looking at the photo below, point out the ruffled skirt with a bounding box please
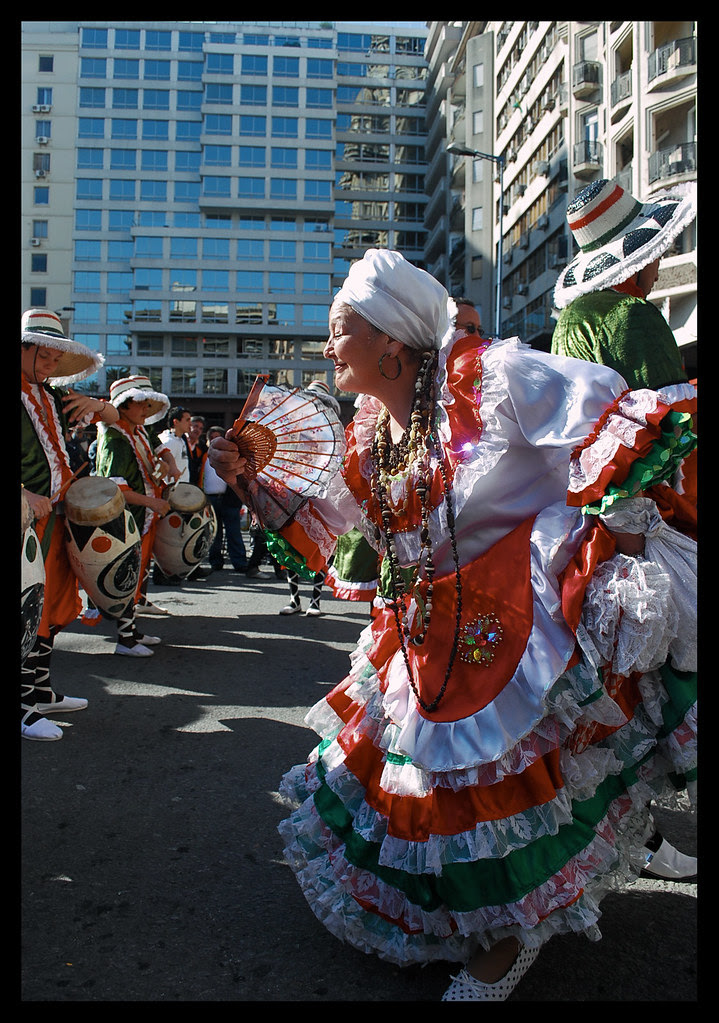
[278,512,696,967]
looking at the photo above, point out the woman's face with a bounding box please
[324,302,386,394]
[120,398,153,428]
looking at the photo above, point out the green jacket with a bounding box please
[551,289,688,391]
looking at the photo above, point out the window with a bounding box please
[77,178,103,200]
[272,116,298,138]
[81,58,107,78]
[142,120,169,140]
[31,253,48,272]
[269,239,296,261]
[271,147,297,169]
[303,273,329,294]
[202,237,230,259]
[37,87,52,105]
[203,176,231,197]
[108,240,133,261]
[107,303,131,324]
[134,268,163,289]
[243,33,269,45]
[473,110,484,135]
[145,30,171,51]
[138,211,167,227]
[106,271,132,292]
[116,29,141,49]
[202,368,228,394]
[177,121,201,140]
[38,55,54,72]
[108,179,135,200]
[237,270,263,291]
[175,181,201,204]
[178,60,203,82]
[205,213,232,229]
[135,237,163,258]
[238,177,265,198]
[177,91,202,111]
[108,210,134,231]
[269,272,295,293]
[114,58,139,79]
[270,179,297,200]
[32,220,48,238]
[78,149,104,169]
[472,206,483,231]
[204,145,232,166]
[74,271,102,292]
[306,118,332,139]
[239,146,266,168]
[240,84,266,106]
[237,238,263,260]
[140,180,166,201]
[111,119,137,138]
[274,56,299,77]
[143,90,170,110]
[144,60,171,80]
[307,58,333,78]
[109,149,135,170]
[75,240,101,261]
[79,117,105,138]
[174,212,201,228]
[270,304,295,326]
[207,113,233,135]
[303,305,329,325]
[30,288,47,306]
[179,32,204,52]
[141,150,168,172]
[169,269,196,292]
[273,86,299,107]
[73,302,101,323]
[207,53,234,75]
[202,270,229,291]
[82,28,108,48]
[112,88,138,109]
[306,149,331,171]
[304,180,331,201]
[306,88,332,109]
[304,241,330,262]
[34,187,49,205]
[473,63,484,88]
[80,87,106,107]
[171,237,198,259]
[206,83,234,105]
[241,54,267,76]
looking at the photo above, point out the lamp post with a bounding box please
[446,142,505,337]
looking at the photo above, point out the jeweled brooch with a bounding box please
[458,612,504,666]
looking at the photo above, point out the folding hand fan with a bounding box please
[227,375,346,530]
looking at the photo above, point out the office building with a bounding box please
[21,20,428,424]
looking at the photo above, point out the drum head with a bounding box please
[65,476,125,525]
[169,483,206,513]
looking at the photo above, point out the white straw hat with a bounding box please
[21,308,103,385]
[109,375,170,424]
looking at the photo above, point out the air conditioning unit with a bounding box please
[36,136,49,145]
[537,213,549,229]
[30,238,41,246]
[34,169,46,178]
[517,283,528,295]
[31,104,42,112]
[38,104,52,112]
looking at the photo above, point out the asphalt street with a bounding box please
[21,558,699,1003]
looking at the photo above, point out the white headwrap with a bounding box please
[333,249,454,351]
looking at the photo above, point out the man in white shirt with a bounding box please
[157,406,191,484]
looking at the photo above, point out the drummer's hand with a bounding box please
[148,497,172,516]
[209,436,248,483]
[62,389,113,424]
[24,488,53,520]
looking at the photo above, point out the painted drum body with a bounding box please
[153,483,216,579]
[64,476,142,619]
[21,490,45,661]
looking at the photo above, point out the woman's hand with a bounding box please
[23,488,53,521]
[62,390,118,425]
[209,435,248,484]
[147,496,172,517]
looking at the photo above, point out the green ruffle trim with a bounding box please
[264,530,317,581]
[582,410,696,516]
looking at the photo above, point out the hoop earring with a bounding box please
[378,352,402,380]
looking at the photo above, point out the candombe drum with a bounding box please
[63,476,142,619]
[153,483,216,579]
[21,489,45,661]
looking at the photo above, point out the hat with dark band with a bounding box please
[21,308,104,384]
[109,375,170,424]
[553,178,696,309]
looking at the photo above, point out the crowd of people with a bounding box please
[22,176,697,1001]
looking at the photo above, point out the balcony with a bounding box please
[610,68,633,119]
[573,139,603,178]
[648,37,697,88]
[572,61,601,99]
[648,141,696,185]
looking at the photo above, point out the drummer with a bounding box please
[21,308,120,741]
[95,375,181,656]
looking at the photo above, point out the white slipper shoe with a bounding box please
[22,717,63,741]
[36,696,88,714]
[442,945,540,1001]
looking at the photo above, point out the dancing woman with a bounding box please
[209,249,696,1000]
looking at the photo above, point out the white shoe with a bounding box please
[22,717,63,741]
[114,642,154,657]
[138,601,170,616]
[36,696,88,714]
[279,603,302,615]
[136,633,161,646]
[643,837,697,881]
[305,606,322,617]
[442,946,540,1002]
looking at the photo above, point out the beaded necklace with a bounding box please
[370,351,463,713]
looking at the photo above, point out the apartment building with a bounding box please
[424,21,697,375]
[21,21,428,424]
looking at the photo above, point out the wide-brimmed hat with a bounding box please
[21,308,103,384]
[109,375,169,424]
[553,178,697,309]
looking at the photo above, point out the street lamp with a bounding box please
[446,141,505,337]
